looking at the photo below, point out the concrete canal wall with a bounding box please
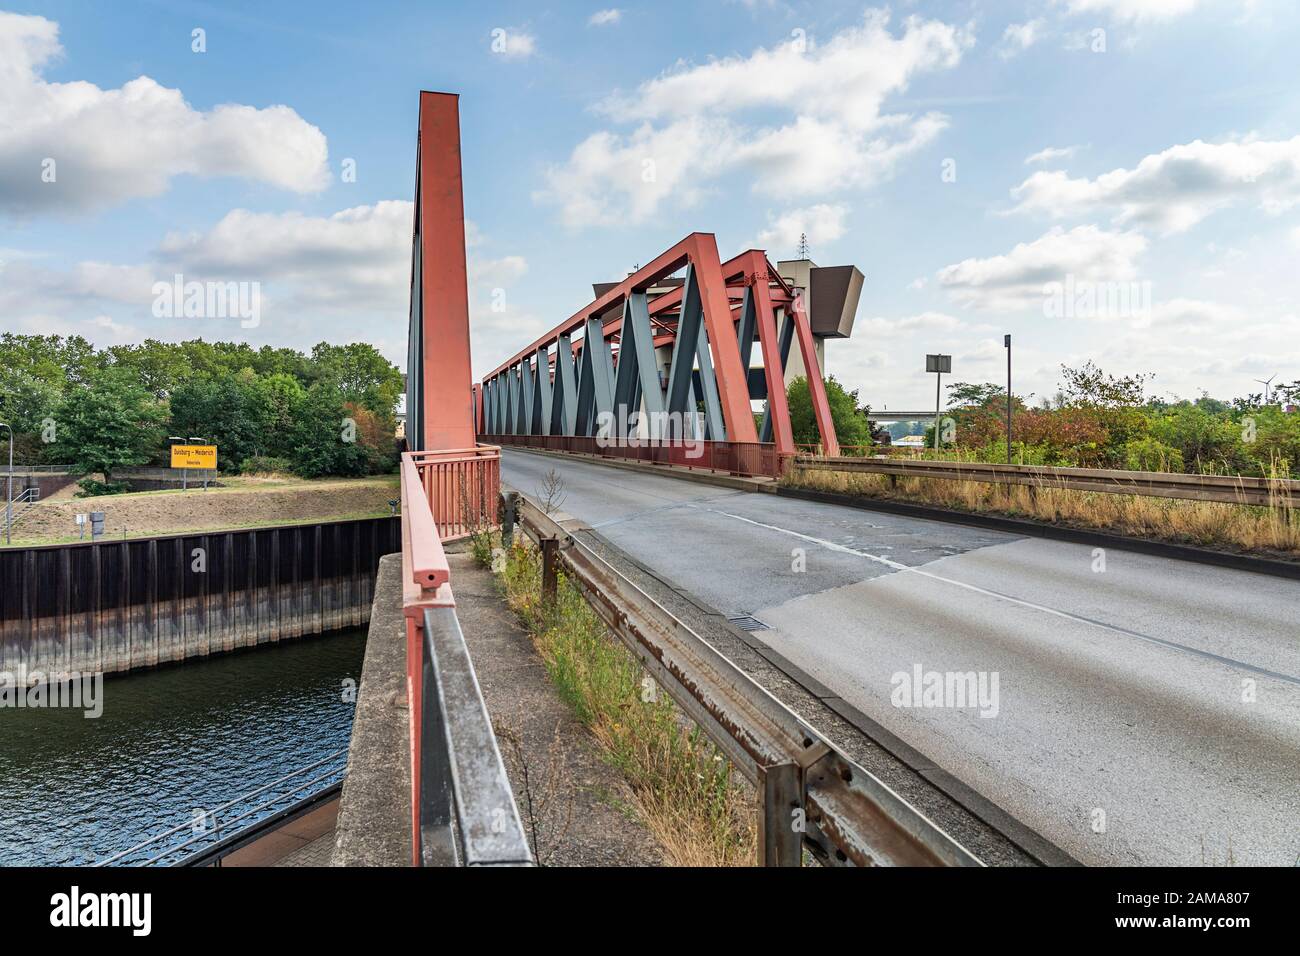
[0,516,399,680]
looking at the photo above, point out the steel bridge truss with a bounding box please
[478,234,840,458]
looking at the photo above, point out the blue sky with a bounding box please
[2,0,1298,409]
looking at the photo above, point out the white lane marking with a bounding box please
[693,503,1300,686]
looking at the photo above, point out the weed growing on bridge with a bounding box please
[496,537,755,866]
[783,466,1300,558]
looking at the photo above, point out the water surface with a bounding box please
[0,629,365,865]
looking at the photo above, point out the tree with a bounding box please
[786,375,873,448]
[289,380,372,478]
[170,371,278,471]
[1058,361,1152,408]
[56,370,166,486]
[308,342,404,415]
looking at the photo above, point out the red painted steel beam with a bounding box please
[415,91,476,450]
[527,252,794,372]
[484,233,702,380]
[791,293,840,456]
[688,235,757,442]
[739,251,795,455]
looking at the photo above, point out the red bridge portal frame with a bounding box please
[478,233,841,473]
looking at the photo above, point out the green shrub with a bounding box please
[1122,437,1185,472]
[240,455,294,475]
[74,477,132,497]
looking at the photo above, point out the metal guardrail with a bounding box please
[399,449,533,867]
[795,455,1300,508]
[94,750,348,866]
[511,492,981,867]
[417,606,532,866]
[0,464,70,474]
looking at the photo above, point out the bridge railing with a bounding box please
[794,454,1300,508]
[406,445,501,541]
[484,433,792,479]
[399,450,532,867]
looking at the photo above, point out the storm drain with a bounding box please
[727,614,771,632]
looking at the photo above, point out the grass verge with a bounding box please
[483,532,756,866]
[782,466,1300,558]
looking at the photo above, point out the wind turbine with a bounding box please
[1255,374,1277,404]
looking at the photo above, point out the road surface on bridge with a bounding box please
[501,449,1300,866]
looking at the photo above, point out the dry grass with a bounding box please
[493,535,756,866]
[782,466,1300,557]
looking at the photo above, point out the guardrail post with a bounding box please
[500,491,518,546]
[540,537,559,608]
[757,762,804,867]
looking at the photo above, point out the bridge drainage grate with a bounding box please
[727,614,771,632]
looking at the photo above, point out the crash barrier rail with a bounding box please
[484,433,791,479]
[407,445,501,541]
[95,750,348,866]
[399,451,532,867]
[795,455,1300,508]
[508,489,980,867]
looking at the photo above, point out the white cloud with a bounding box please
[936,224,1148,311]
[1010,136,1300,234]
[0,11,330,216]
[490,28,536,59]
[1,201,531,371]
[999,19,1045,58]
[157,201,412,310]
[858,311,963,334]
[1025,145,1079,165]
[588,9,622,26]
[755,203,848,254]
[1059,0,1200,22]
[537,10,970,227]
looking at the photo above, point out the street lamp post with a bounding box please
[0,422,12,545]
[169,436,186,491]
[190,437,207,491]
[926,354,951,451]
[1004,334,1013,464]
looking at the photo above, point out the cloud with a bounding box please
[1010,136,1300,234]
[1058,0,1200,22]
[490,27,536,59]
[755,203,847,254]
[999,19,1045,58]
[157,201,413,310]
[1024,145,1079,165]
[2,201,531,370]
[588,9,622,26]
[858,311,963,334]
[536,10,970,227]
[0,11,330,216]
[936,224,1148,311]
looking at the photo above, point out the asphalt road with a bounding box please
[501,449,1300,866]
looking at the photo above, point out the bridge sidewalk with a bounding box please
[447,548,665,866]
[332,548,664,866]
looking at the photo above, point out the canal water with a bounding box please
[0,628,366,866]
